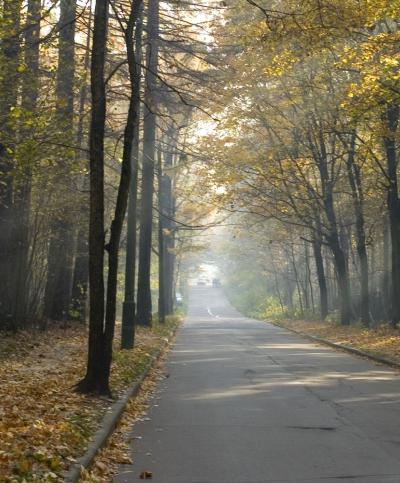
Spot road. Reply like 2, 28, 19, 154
114, 287, 400, 483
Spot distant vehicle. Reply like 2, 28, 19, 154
197, 276, 209, 286
175, 292, 183, 305
212, 278, 221, 287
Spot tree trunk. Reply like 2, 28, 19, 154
103, 0, 143, 388
76, 0, 109, 395
312, 234, 328, 320
136, 0, 160, 326
163, 132, 176, 315
44, 0, 77, 321
382, 104, 400, 327
290, 244, 303, 315
330, 239, 352, 325
121, 3, 143, 349
158, 146, 166, 324
382, 216, 390, 319
77, 0, 142, 394
70, 0, 93, 322
13, 0, 41, 325
0, 0, 23, 329
346, 132, 369, 326
314, 130, 353, 325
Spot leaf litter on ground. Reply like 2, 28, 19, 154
275, 318, 400, 364
79, 337, 176, 483
0, 316, 180, 482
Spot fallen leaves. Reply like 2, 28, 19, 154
80, 329, 177, 483
0, 316, 180, 482
139, 470, 153, 479
276, 319, 400, 363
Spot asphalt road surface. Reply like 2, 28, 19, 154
114, 287, 400, 483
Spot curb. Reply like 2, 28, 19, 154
64, 330, 177, 483
270, 321, 400, 371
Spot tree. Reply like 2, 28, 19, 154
43, 0, 77, 322
136, 0, 160, 327
77, 0, 143, 394
0, 0, 23, 328
121, 2, 144, 349
76, 0, 109, 394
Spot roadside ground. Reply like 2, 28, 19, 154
273, 318, 400, 364
0, 316, 180, 482
78, 351, 170, 483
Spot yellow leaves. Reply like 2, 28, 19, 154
16, 64, 27, 74
80, 331, 177, 483
0, 319, 180, 482
264, 51, 296, 77
94, 460, 108, 473
278, 319, 400, 363
381, 56, 400, 67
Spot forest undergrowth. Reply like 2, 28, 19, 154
0, 317, 180, 482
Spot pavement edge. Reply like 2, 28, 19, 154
64, 326, 179, 483
270, 321, 400, 371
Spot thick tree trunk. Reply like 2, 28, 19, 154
330, 240, 352, 325
76, 0, 109, 395
136, 0, 160, 326
44, 0, 77, 321
382, 104, 400, 327
103, 0, 142, 387
77, 0, 142, 394
13, 0, 41, 325
0, 1, 23, 329
121, 4, 143, 349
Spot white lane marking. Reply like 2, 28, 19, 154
207, 307, 221, 319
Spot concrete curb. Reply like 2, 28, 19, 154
270, 321, 400, 371
64, 331, 177, 483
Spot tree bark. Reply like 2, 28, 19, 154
382, 216, 390, 319
76, 0, 109, 395
43, 0, 77, 321
313, 130, 353, 325
382, 104, 400, 327
77, 0, 143, 394
312, 234, 328, 320
121, 3, 144, 349
157, 145, 166, 324
0, 0, 23, 329
103, 0, 143, 387
345, 132, 369, 326
162, 130, 175, 315
13, 0, 41, 325
136, 0, 160, 326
